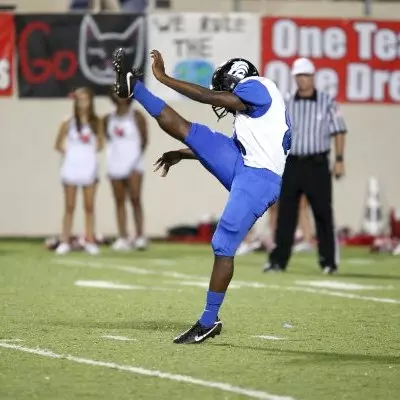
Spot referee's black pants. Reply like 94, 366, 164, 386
269, 152, 337, 270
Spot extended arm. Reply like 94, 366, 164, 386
160, 75, 246, 111
151, 50, 246, 112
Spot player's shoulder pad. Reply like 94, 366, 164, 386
239, 76, 262, 84
234, 76, 264, 92
233, 77, 272, 108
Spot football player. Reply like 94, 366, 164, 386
112, 48, 291, 344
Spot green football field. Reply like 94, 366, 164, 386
1, 241, 399, 400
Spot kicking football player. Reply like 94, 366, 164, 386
112, 48, 291, 344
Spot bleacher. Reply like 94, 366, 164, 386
6, 0, 399, 18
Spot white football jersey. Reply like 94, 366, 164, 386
233, 76, 291, 176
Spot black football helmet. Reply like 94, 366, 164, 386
210, 58, 259, 120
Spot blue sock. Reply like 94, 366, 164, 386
199, 291, 225, 328
132, 80, 166, 117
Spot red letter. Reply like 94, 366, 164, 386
53, 51, 78, 80
18, 22, 53, 84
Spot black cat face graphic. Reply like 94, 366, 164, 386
79, 15, 145, 85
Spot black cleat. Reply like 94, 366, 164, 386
173, 320, 222, 344
112, 48, 140, 99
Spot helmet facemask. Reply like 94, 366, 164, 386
212, 106, 229, 120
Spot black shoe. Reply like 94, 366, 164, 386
112, 48, 140, 99
262, 262, 285, 273
173, 320, 222, 344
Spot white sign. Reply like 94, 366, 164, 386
146, 13, 260, 101
262, 17, 400, 103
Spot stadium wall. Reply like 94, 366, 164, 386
9, 0, 400, 17
1, 2, 399, 237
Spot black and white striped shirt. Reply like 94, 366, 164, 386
286, 90, 347, 156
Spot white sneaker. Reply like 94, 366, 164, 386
55, 242, 70, 255
293, 241, 314, 253
393, 243, 400, 256
112, 237, 131, 251
84, 242, 100, 255
134, 236, 148, 250
235, 240, 262, 256
236, 242, 252, 256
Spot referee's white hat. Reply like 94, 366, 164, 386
291, 58, 315, 76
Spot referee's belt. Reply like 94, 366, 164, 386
289, 151, 329, 161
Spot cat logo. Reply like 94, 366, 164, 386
78, 15, 145, 86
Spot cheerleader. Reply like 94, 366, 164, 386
104, 91, 148, 250
54, 87, 104, 255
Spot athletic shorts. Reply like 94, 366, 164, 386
185, 122, 282, 256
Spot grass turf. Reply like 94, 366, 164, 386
0, 241, 399, 400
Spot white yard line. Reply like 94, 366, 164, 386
0, 342, 296, 400
169, 281, 242, 289
53, 259, 400, 305
54, 259, 269, 288
55, 259, 191, 279
74, 280, 172, 291
84, 257, 177, 267
75, 280, 146, 290
253, 336, 286, 341
295, 280, 392, 291
102, 335, 136, 342
55, 259, 153, 275
284, 286, 400, 304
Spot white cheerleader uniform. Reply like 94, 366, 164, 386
106, 110, 144, 179
60, 119, 98, 186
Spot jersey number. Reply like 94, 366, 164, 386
282, 109, 292, 155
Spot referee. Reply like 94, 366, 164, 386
263, 57, 347, 274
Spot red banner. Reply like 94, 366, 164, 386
262, 17, 400, 103
0, 13, 14, 96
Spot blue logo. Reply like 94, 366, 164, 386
173, 60, 214, 88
